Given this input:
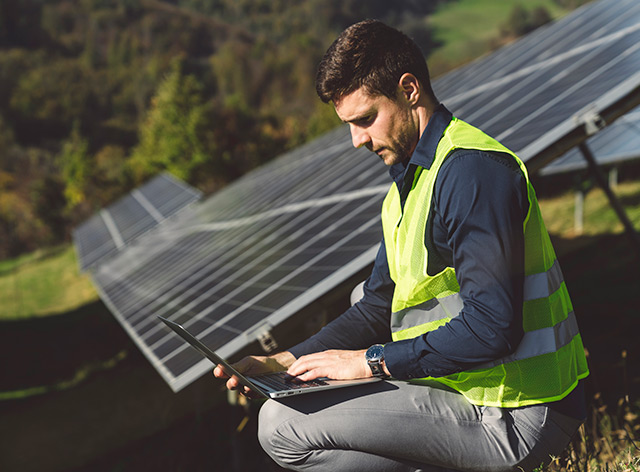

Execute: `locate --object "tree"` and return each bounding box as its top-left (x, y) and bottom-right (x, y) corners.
top-left (127, 58), bottom-right (214, 184)
top-left (9, 59), bottom-right (97, 141)
top-left (29, 174), bottom-right (67, 242)
top-left (0, 175), bottom-right (48, 257)
top-left (0, 113), bottom-right (15, 168)
top-left (93, 144), bottom-right (130, 204)
top-left (501, 5), bottom-right (552, 38)
top-left (58, 122), bottom-right (92, 208)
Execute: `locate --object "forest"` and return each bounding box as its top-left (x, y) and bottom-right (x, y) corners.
top-left (0, 0), bottom-right (575, 259)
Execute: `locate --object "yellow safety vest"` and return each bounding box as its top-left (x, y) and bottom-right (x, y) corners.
top-left (381, 117), bottom-right (589, 407)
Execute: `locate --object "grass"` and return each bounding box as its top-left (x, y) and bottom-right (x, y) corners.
top-left (539, 179), bottom-right (640, 238)
top-left (538, 397), bottom-right (640, 471)
top-left (0, 244), bottom-right (98, 320)
top-left (427, 0), bottom-right (577, 75)
top-left (540, 344), bottom-right (640, 471)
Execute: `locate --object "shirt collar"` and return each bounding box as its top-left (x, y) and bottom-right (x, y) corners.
top-left (388, 104), bottom-right (453, 183)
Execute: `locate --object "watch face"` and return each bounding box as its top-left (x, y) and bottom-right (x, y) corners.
top-left (366, 344), bottom-right (384, 362)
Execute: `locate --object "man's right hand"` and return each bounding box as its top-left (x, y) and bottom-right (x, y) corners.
top-left (213, 351), bottom-right (296, 396)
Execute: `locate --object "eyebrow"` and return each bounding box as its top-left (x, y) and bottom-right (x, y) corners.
top-left (342, 110), bottom-right (375, 125)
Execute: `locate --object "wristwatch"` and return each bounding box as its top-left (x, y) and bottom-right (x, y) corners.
top-left (365, 344), bottom-right (387, 377)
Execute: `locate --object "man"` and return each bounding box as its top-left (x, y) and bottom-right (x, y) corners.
top-left (215, 20), bottom-right (589, 472)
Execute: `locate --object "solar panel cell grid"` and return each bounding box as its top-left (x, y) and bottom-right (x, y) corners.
top-left (138, 174), bottom-right (200, 218)
top-left (72, 215), bottom-right (118, 270)
top-left (163, 345), bottom-right (206, 377)
top-left (73, 173), bottom-right (201, 271)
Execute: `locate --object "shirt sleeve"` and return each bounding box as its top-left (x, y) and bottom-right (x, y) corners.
top-left (384, 150), bottom-right (529, 379)
top-left (288, 241), bottom-right (394, 358)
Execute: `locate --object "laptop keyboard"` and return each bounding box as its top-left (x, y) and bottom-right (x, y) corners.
top-left (257, 371), bottom-right (329, 390)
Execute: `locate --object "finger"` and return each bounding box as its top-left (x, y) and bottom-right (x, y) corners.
top-left (240, 386), bottom-right (262, 400)
top-left (286, 363), bottom-right (304, 377)
top-left (226, 376), bottom-right (241, 390)
top-left (296, 370), bottom-right (320, 381)
top-left (289, 360), bottom-right (327, 380)
top-left (288, 363), bottom-right (315, 377)
top-left (213, 365), bottom-right (228, 378)
top-left (287, 354), bottom-right (321, 376)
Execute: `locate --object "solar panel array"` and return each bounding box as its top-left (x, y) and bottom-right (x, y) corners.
top-left (434, 0), bottom-right (640, 171)
top-left (72, 173), bottom-right (202, 271)
top-left (86, 0), bottom-right (640, 391)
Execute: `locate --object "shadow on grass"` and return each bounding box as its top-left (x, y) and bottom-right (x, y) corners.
top-left (552, 231), bottom-right (640, 409)
top-left (0, 299), bottom-right (129, 392)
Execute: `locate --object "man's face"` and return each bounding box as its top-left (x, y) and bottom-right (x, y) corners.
top-left (334, 87), bottom-right (419, 166)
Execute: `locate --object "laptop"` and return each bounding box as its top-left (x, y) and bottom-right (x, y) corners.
top-left (158, 316), bottom-right (382, 399)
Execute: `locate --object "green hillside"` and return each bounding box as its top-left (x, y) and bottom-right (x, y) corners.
top-left (427, 0), bottom-right (578, 74)
top-left (0, 245), bottom-right (97, 319)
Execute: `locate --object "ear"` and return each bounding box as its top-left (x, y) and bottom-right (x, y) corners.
top-left (398, 73), bottom-right (421, 106)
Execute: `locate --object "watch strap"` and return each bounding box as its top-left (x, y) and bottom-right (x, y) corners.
top-left (368, 361), bottom-right (386, 377)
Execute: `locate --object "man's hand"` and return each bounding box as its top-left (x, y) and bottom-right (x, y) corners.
top-left (286, 349), bottom-right (374, 382)
top-left (213, 351), bottom-right (296, 396)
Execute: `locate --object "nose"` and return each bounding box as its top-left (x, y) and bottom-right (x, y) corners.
top-left (349, 125), bottom-right (370, 149)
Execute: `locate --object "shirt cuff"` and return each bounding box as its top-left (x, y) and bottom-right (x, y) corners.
top-left (383, 339), bottom-right (421, 380)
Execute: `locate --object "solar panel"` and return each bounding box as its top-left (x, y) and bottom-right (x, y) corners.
top-left (87, 0), bottom-right (640, 391)
top-left (539, 107), bottom-right (640, 175)
top-left (72, 173), bottom-right (202, 271)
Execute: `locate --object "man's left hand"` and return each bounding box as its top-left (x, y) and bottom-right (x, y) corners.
top-left (286, 349), bottom-right (373, 381)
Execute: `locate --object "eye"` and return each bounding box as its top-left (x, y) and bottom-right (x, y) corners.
top-left (356, 114), bottom-right (375, 126)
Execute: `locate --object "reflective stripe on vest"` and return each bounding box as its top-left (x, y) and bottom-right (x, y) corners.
top-left (390, 258), bottom-right (567, 336)
top-left (390, 293), bottom-right (462, 340)
top-left (524, 258), bottom-right (564, 301)
top-left (382, 116), bottom-right (589, 407)
top-left (476, 311), bottom-right (579, 369)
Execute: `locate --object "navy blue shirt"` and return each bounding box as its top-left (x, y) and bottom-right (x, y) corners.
top-left (290, 105), bottom-right (585, 419)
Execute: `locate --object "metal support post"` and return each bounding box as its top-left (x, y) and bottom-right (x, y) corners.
top-left (609, 166), bottom-right (618, 189)
top-left (574, 189), bottom-right (584, 236)
top-left (578, 143), bottom-right (640, 256)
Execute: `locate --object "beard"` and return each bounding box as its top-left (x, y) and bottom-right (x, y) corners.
top-left (370, 126), bottom-right (417, 166)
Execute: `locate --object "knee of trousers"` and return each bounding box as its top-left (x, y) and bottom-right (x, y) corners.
top-left (257, 399), bottom-right (279, 454)
top-left (258, 399), bottom-right (308, 466)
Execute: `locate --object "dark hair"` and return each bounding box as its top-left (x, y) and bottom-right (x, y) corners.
top-left (316, 20), bottom-right (435, 103)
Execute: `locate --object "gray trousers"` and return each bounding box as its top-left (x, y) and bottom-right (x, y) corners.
top-left (258, 379), bottom-right (582, 472)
